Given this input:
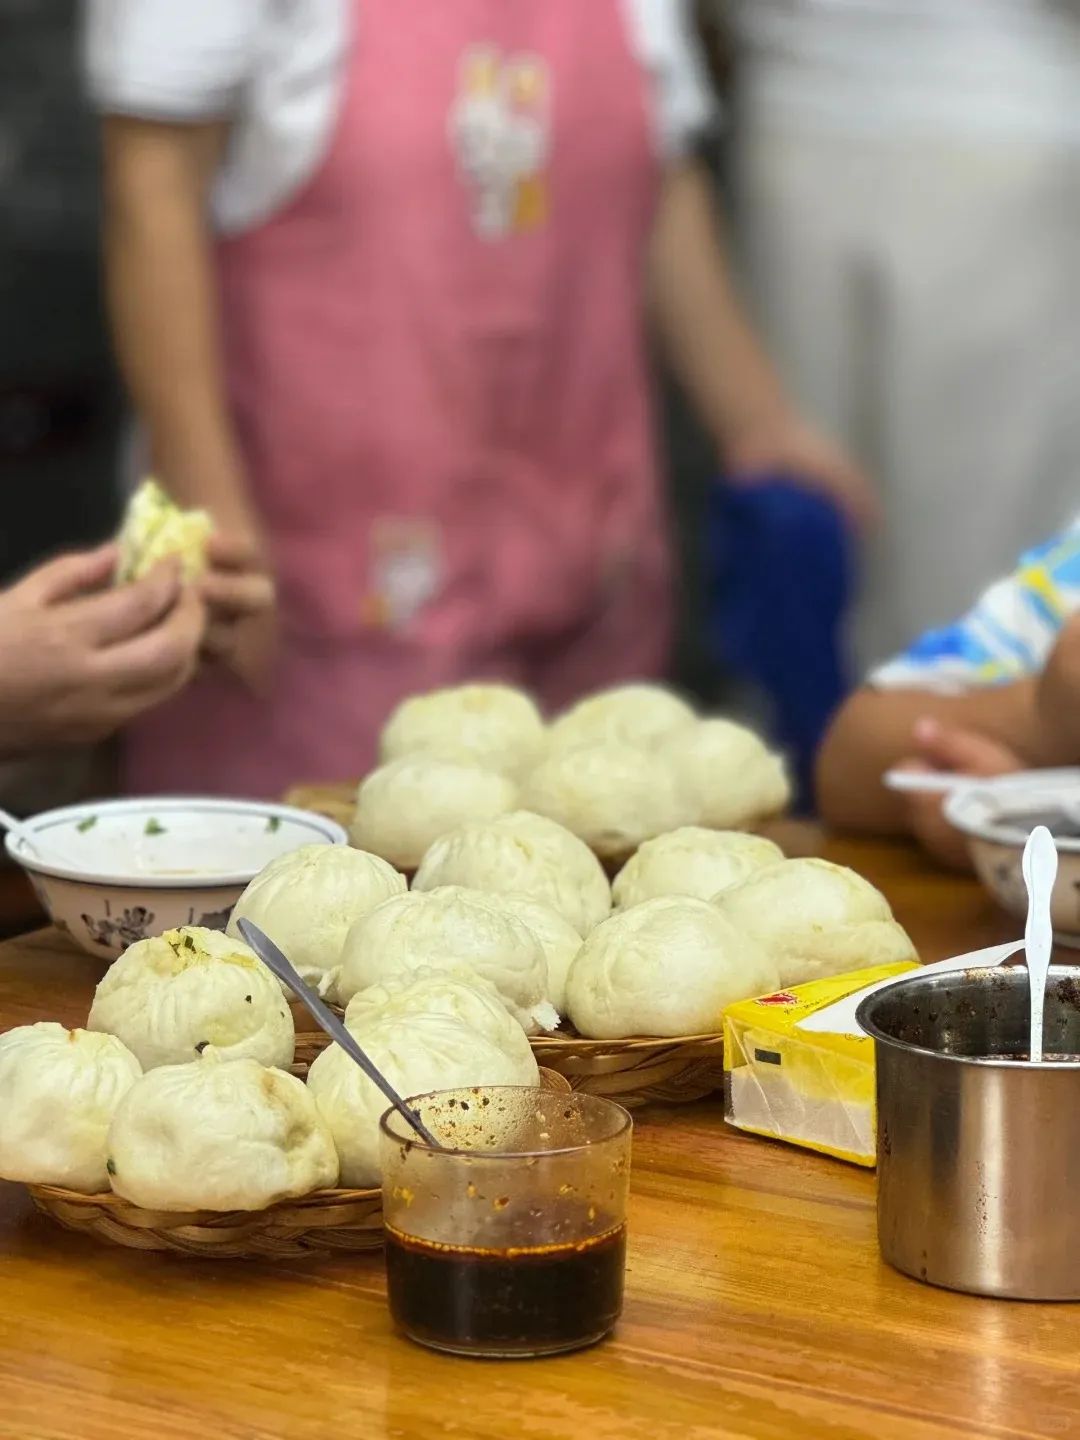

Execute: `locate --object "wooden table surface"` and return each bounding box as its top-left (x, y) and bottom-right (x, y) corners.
top-left (1, 831), bottom-right (1077, 1440)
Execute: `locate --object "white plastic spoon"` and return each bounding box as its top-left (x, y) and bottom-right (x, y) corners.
top-left (0, 806), bottom-right (76, 868)
top-left (1021, 825), bottom-right (1058, 1064)
top-left (883, 770), bottom-right (973, 796)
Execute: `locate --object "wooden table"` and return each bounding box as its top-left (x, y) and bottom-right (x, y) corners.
top-left (1, 835), bottom-right (1077, 1440)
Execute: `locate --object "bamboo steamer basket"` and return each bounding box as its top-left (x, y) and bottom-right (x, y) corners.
top-left (528, 1030), bottom-right (726, 1109)
top-left (29, 1068), bottom-right (570, 1259)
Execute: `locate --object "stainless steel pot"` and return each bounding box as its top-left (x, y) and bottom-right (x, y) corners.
top-left (857, 964), bottom-right (1080, 1300)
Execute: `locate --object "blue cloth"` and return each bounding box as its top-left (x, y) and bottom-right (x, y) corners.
top-left (704, 477), bottom-right (855, 811)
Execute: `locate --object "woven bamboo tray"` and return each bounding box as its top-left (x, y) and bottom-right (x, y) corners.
top-left (529, 1030), bottom-right (726, 1108)
top-left (295, 1011), bottom-right (724, 1108)
top-left (290, 998), bottom-right (345, 1068)
top-left (287, 782), bottom-right (355, 831)
top-left (28, 1068), bottom-right (570, 1260)
top-left (29, 1182), bottom-right (384, 1259)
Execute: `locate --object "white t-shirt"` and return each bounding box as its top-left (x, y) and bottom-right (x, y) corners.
top-left (728, 0), bottom-right (1080, 141)
top-left (85, 0), bottom-right (717, 234)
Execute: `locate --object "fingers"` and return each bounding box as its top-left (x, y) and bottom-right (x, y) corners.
top-left (17, 544), bottom-right (120, 606)
top-left (797, 445), bottom-right (880, 533)
top-left (912, 717), bottom-right (1021, 778)
top-left (724, 422), bottom-right (881, 534)
top-left (205, 530), bottom-right (264, 571)
top-left (198, 567), bottom-right (276, 619)
top-left (70, 558), bottom-right (183, 648)
top-left (94, 585), bottom-right (206, 701)
top-left (203, 609), bottom-right (278, 697)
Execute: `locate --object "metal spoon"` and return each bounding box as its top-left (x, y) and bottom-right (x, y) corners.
top-left (237, 919), bottom-right (443, 1149)
top-left (1021, 825), bottom-right (1058, 1064)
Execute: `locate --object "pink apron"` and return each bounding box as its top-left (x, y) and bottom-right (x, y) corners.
top-left (125, 0), bottom-right (671, 798)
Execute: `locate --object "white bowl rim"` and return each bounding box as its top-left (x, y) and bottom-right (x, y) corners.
top-left (5, 795), bottom-right (348, 888)
top-left (944, 769), bottom-right (1080, 853)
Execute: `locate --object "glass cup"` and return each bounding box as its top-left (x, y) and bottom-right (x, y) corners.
top-left (380, 1086), bottom-right (632, 1358)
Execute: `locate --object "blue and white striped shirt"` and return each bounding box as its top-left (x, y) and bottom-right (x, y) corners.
top-left (872, 518), bottom-right (1080, 692)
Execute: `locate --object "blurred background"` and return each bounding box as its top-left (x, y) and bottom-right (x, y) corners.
top-left (2, 0), bottom-right (1079, 814)
top-left (0, 0), bottom-right (122, 584)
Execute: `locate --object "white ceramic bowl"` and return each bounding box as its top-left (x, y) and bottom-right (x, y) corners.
top-left (5, 796), bottom-right (348, 959)
top-left (945, 770), bottom-right (1080, 944)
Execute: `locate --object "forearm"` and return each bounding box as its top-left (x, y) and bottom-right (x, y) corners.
top-left (101, 118), bottom-right (258, 538)
top-left (648, 160), bottom-right (788, 457)
top-left (816, 681), bottom-right (1047, 833)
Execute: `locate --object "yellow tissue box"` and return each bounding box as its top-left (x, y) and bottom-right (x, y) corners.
top-left (722, 963), bottom-right (920, 1167)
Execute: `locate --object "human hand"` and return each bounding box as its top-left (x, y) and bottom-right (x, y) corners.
top-left (198, 531), bottom-right (278, 695)
top-left (896, 717), bottom-right (1024, 870)
top-left (725, 410), bottom-right (880, 533)
top-left (0, 544), bottom-right (206, 755)
top-left (1034, 614), bottom-right (1080, 764)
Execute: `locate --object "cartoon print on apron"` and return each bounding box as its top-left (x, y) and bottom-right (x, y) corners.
top-left (449, 47), bottom-right (551, 240)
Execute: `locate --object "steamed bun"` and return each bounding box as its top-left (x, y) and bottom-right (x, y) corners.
top-left (308, 1011), bottom-right (539, 1187)
top-left (483, 892), bottom-right (582, 1013)
top-left (380, 683), bottom-right (545, 776)
top-left (88, 926), bottom-right (294, 1071)
top-left (413, 810), bottom-right (611, 935)
top-left (613, 828), bottom-right (784, 908)
top-left (349, 757), bottom-right (516, 870)
top-left (661, 718), bottom-right (790, 829)
top-left (227, 843), bottom-right (406, 994)
top-left (115, 478), bottom-right (212, 584)
top-left (344, 967), bottom-right (534, 1069)
top-left (547, 684), bottom-right (696, 753)
top-left (0, 1023), bottom-right (142, 1192)
top-left (336, 886), bottom-right (556, 1032)
top-left (520, 741), bottom-right (688, 860)
top-left (106, 1054), bottom-right (338, 1210)
top-left (566, 897), bottom-right (779, 1039)
top-left (715, 858), bottom-right (918, 987)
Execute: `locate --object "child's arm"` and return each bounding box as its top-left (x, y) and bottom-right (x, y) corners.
top-left (816, 679), bottom-right (1043, 834)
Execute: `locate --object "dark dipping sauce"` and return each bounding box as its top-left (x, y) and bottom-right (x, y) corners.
top-left (385, 1220), bottom-right (626, 1358)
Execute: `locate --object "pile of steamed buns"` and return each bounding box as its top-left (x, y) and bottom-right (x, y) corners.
top-left (0, 683), bottom-right (916, 1214)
